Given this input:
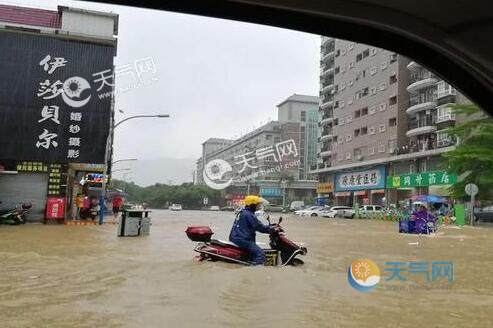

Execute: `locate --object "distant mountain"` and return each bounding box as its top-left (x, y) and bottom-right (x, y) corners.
top-left (113, 158), bottom-right (196, 187)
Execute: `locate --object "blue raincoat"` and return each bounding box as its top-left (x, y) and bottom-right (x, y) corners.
top-left (229, 208), bottom-right (271, 264)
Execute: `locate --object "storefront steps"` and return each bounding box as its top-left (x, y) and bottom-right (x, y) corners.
top-left (65, 220), bottom-right (118, 226)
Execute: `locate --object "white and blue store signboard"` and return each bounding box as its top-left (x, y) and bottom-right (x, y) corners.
top-left (335, 166), bottom-right (386, 192)
top-left (260, 187), bottom-right (283, 197)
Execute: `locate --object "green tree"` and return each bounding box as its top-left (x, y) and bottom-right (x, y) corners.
top-left (110, 180), bottom-right (223, 209)
top-left (442, 104), bottom-right (493, 200)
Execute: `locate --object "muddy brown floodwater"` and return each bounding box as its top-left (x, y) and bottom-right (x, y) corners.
top-left (1, 210), bottom-right (493, 328)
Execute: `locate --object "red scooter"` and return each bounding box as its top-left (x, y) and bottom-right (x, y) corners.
top-left (186, 217), bottom-right (307, 266)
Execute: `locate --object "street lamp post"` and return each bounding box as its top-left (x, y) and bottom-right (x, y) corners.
top-left (99, 113), bottom-right (170, 225)
top-left (114, 114), bottom-right (170, 128)
top-left (112, 158), bottom-right (137, 165)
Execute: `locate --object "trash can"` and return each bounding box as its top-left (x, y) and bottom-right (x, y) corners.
top-left (118, 209), bottom-right (151, 237)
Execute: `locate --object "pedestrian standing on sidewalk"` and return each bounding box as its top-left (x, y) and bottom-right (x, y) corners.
top-left (112, 195), bottom-right (124, 218)
top-left (75, 194), bottom-right (84, 219)
top-left (89, 196), bottom-right (99, 221)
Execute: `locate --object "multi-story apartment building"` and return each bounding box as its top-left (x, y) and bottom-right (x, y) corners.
top-left (315, 37), bottom-right (409, 205)
top-left (330, 40), bottom-right (408, 167)
top-left (317, 36), bottom-right (337, 170)
top-left (194, 138), bottom-right (234, 184)
top-left (196, 94), bottom-right (320, 205)
top-left (194, 138), bottom-right (233, 185)
top-left (203, 121), bottom-right (281, 178)
top-left (277, 94), bottom-right (319, 180)
top-left (314, 36), bottom-right (467, 207)
top-left (198, 121), bottom-right (283, 201)
top-left (385, 62), bottom-right (467, 205)
top-left (406, 62), bottom-right (457, 152)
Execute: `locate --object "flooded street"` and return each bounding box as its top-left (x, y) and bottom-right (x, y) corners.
top-left (1, 210), bottom-right (493, 328)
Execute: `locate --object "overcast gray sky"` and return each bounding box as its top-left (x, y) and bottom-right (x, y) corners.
top-left (6, 0), bottom-right (320, 183)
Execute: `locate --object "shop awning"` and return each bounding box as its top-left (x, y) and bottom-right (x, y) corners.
top-left (334, 192), bottom-right (351, 197)
top-left (354, 190), bottom-right (367, 196)
top-left (371, 189), bottom-right (385, 194)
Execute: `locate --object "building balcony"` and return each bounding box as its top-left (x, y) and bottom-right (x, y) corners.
top-left (320, 150), bottom-right (332, 158)
top-left (437, 88), bottom-right (456, 99)
top-left (406, 124), bottom-right (437, 137)
top-left (317, 162), bottom-right (332, 170)
top-left (436, 114), bottom-right (456, 124)
top-left (406, 76), bottom-right (439, 93)
top-left (320, 66), bottom-right (334, 77)
top-left (406, 100), bottom-right (436, 116)
top-left (406, 61), bottom-right (420, 71)
top-left (436, 105), bottom-right (456, 123)
top-left (397, 136), bottom-right (455, 154)
top-left (321, 50), bottom-right (335, 62)
top-left (436, 81), bottom-right (456, 99)
top-left (321, 36), bottom-right (333, 46)
top-left (320, 134), bottom-right (333, 142)
top-left (320, 116), bottom-right (335, 126)
top-left (320, 99), bottom-right (334, 110)
top-left (436, 130), bottom-right (456, 148)
top-left (437, 95), bottom-right (456, 106)
top-left (321, 83), bottom-right (334, 94)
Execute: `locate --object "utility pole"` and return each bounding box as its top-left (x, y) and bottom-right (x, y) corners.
top-left (100, 113), bottom-right (170, 224)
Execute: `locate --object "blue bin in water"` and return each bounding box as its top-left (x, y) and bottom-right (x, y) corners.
top-left (399, 219), bottom-right (409, 233)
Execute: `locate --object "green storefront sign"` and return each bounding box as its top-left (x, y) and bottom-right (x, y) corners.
top-left (387, 171), bottom-right (457, 188)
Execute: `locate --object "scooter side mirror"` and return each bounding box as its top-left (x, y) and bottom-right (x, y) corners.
top-left (278, 217), bottom-right (283, 224)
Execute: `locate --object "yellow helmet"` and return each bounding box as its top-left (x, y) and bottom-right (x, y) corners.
top-left (243, 195), bottom-right (262, 206)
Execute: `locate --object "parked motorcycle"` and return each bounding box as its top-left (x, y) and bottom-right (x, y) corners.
top-left (186, 217), bottom-right (307, 266)
top-left (0, 202), bottom-right (31, 225)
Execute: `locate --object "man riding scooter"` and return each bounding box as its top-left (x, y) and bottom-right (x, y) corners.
top-left (229, 195), bottom-right (277, 265)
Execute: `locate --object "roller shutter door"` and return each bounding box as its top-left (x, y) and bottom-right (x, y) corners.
top-left (0, 173), bottom-right (48, 221)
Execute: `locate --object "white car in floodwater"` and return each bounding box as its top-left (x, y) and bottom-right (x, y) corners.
top-left (169, 204), bottom-right (183, 211)
top-left (295, 206), bottom-right (327, 217)
top-left (320, 206), bottom-right (353, 218)
top-left (341, 205), bottom-right (385, 218)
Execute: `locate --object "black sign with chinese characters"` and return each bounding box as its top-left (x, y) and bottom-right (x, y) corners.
top-left (47, 163), bottom-right (67, 196)
top-left (0, 31), bottom-right (115, 163)
top-left (15, 161), bottom-right (67, 196)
